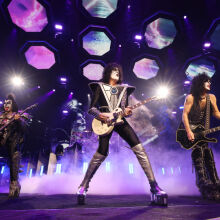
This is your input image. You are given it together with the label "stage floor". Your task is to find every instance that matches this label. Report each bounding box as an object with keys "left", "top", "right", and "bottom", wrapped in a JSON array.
[{"left": 0, "top": 194, "right": 220, "bottom": 220}]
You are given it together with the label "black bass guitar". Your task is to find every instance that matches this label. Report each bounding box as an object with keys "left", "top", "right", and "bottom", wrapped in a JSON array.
[
  {"left": 0, "top": 103, "right": 38, "bottom": 133},
  {"left": 176, "top": 124, "right": 220, "bottom": 150}
]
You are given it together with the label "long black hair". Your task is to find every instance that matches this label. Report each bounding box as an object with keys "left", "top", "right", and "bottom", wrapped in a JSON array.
[
  {"left": 102, "top": 63, "right": 123, "bottom": 84},
  {"left": 5, "top": 94, "right": 18, "bottom": 112},
  {"left": 190, "top": 73, "right": 211, "bottom": 104}
]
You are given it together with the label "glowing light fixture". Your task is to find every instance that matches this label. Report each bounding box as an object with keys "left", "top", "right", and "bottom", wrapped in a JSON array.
[
  {"left": 156, "top": 86, "right": 169, "bottom": 99},
  {"left": 56, "top": 164, "right": 62, "bottom": 174},
  {"left": 203, "top": 42, "right": 211, "bottom": 48},
  {"left": 11, "top": 76, "right": 24, "bottom": 87},
  {"left": 62, "top": 110, "right": 69, "bottom": 114},
  {"left": 40, "top": 166, "right": 44, "bottom": 176},
  {"left": 1, "top": 166, "right": 5, "bottom": 174},
  {"left": 55, "top": 24, "right": 63, "bottom": 30},
  {"left": 106, "top": 162, "right": 110, "bottom": 172},
  {"left": 135, "top": 35, "right": 142, "bottom": 40},
  {"left": 83, "top": 162, "right": 88, "bottom": 173},
  {"left": 129, "top": 163, "right": 134, "bottom": 174},
  {"left": 29, "top": 168, "right": 33, "bottom": 178}
]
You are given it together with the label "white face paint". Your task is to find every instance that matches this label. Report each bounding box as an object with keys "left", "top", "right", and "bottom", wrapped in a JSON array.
[
  {"left": 204, "top": 80, "right": 211, "bottom": 91},
  {"left": 110, "top": 69, "right": 119, "bottom": 82},
  {"left": 4, "top": 100, "right": 12, "bottom": 112}
]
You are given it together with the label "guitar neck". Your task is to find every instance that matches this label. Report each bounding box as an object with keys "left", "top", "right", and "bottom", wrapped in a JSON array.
[
  {"left": 0, "top": 104, "right": 36, "bottom": 131},
  {"left": 204, "top": 126, "right": 220, "bottom": 135},
  {"left": 130, "top": 98, "right": 153, "bottom": 110}
]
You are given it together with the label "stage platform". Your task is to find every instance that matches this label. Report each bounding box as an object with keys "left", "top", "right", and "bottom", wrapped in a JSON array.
[{"left": 0, "top": 194, "right": 220, "bottom": 220}]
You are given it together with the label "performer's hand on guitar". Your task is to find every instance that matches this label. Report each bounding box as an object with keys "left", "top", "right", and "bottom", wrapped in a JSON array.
[
  {"left": 98, "top": 113, "right": 112, "bottom": 123},
  {"left": 187, "top": 130, "right": 195, "bottom": 142},
  {"left": 14, "top": 114, "right": 20, "bottom": 120},
  {"left": 124, "top": 107, "right": 132, "bottom": 117}
]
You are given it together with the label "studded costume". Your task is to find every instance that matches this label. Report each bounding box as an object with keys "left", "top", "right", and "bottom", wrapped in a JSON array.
[
  {"left": 189, "top": 94, "right": 220, "bottom": 200},
  {"left": 77, "top": 82, "right": 168, "bottom": 205},
  {"left": 0, "top": 95, "right": 25, "bottom": 198}
]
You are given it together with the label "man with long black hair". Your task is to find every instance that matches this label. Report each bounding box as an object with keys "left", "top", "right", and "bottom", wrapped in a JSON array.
[
  {"left": 182, "top": 73, "right": 220, "bottom": 200},
  {"left": 0, "top": 94, "right": 24, "bottom": 198},
  {"left": 77, "top": 63, "right": 167, "bottom": 205}
]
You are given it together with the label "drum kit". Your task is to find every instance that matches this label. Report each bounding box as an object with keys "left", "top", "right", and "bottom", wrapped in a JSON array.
[{"left": 66, "top": 129, "right": 98, "bottom": 152}]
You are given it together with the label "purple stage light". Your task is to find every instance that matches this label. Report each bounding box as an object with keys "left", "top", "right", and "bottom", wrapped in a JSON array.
[
  {"left": 203, "top": 42, "right": 211, "bottom": 48},
  {"left": 172, "top": 111, "right": 177, "bottom": 114},
  {"left": 60, "top": 77, "right": 67, "bottom": 84},
  {"left": 128, "top": 5, "right": 131, "bottom": 9},
  {"left": 68, "top": 92, "right": 73, "bottom": 99},
  {"left": 0, "top": 101, "right": 3, "bottom": 105},
  {"left": 55, "top": 24, "right": 63, "bottom": 30},
  {"left": 184, "top": 80, "right": 191, "bottom": 85},
  {"left": 62, "top": 110, "right": 68, "bottom": 114},
  {"left": 135, "top": 35, "right": 142, "bottom": 40},
  {"left": 53, "top": 89, "right": 56, "bottom": 92},
  {"left": 38, "top": 85, "right": 40, "bottom": 89},
  {"left": 183, "top": 15, "right": 187, "bottom": 19},
  {"left": 118, "top": 44, "right": 122, "bottom": 47}
]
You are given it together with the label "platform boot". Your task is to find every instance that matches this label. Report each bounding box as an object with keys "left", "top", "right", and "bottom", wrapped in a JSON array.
[
  {"left": 9, "top": 151, "right": 21, "bottom": 198},
  {"left": 132, "top": 144, "right": 168, "bottom": 206},
  {"left": 204, "top": 147, "right": 220, "bottom": 200},
  {"left": 191, "top": 147, "right": 216, "bottom": 200},
  {"left": 77, "top": 151, "right": 106, "bottom": 205}
]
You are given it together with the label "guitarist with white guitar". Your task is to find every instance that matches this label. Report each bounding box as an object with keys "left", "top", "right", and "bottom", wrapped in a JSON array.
[
  {"left": 77, "top": 63, "right": 168, "bottom": 206},
  {"left": 181, "top": 73, "right": 220, "bottom": 200}
]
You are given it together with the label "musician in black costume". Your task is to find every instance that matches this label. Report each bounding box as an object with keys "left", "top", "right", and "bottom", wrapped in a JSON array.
[
  {"left": 182, "top": 73, "right": 220, "bottom": 200},
  {"left": 77, "top": 63, "right": 167, "bottom": 205},
  {"left": 0, "top": 94, "right": 25, "bottom": 198}
]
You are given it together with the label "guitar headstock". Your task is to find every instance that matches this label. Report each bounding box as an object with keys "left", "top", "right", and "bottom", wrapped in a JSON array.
[
  {"left": 26, "top": 103, "right": 38, "bottom": 111},
  {"left": 149, "top": 96, "right": 164, "bottom": 101}
]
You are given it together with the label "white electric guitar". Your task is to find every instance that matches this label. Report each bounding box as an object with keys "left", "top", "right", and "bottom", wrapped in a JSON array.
[{"left": 92, "top": 96, "right": 160, "bottom": 136}]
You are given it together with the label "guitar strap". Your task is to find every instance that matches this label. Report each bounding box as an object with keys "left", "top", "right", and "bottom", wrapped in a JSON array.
[
  {"left": 205, "top": 94, "right": 210, "bottom": 130},
  {"left": 116, "top": 86, "right": 127, "bottom": 109}
]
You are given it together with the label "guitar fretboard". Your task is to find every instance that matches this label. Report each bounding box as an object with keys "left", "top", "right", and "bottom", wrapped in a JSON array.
[
  {"left": 131, "top": 98, "right": 153, "bottom": 110},
  {"left": 204, "top": 126, "right": 220, "bottom": 135}
]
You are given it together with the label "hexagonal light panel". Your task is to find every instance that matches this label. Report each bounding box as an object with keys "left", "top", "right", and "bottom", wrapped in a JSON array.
[
  {"left": 83, "top": 63, "right": 104, "bottom": 80},
  {"left": 144, "top": 17, "right": 177, "bottom": 49},
  {"left": 82, "top": 0, "right": 118, "bottom": 18},
  {"left": 185, "top": 58, "right": 216, "bottom": 80},
  {"left": 133, "top": 58, "right": 160, "bottom": 80},
  {"left": 82, "top": 30, "right": 112, "bottom": 56},
  {"left": 25, "top": 45, "right": 56, "bottom": 69},
  {"left": 7, "top": 0, "right": 48, "bottom": 32}
]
